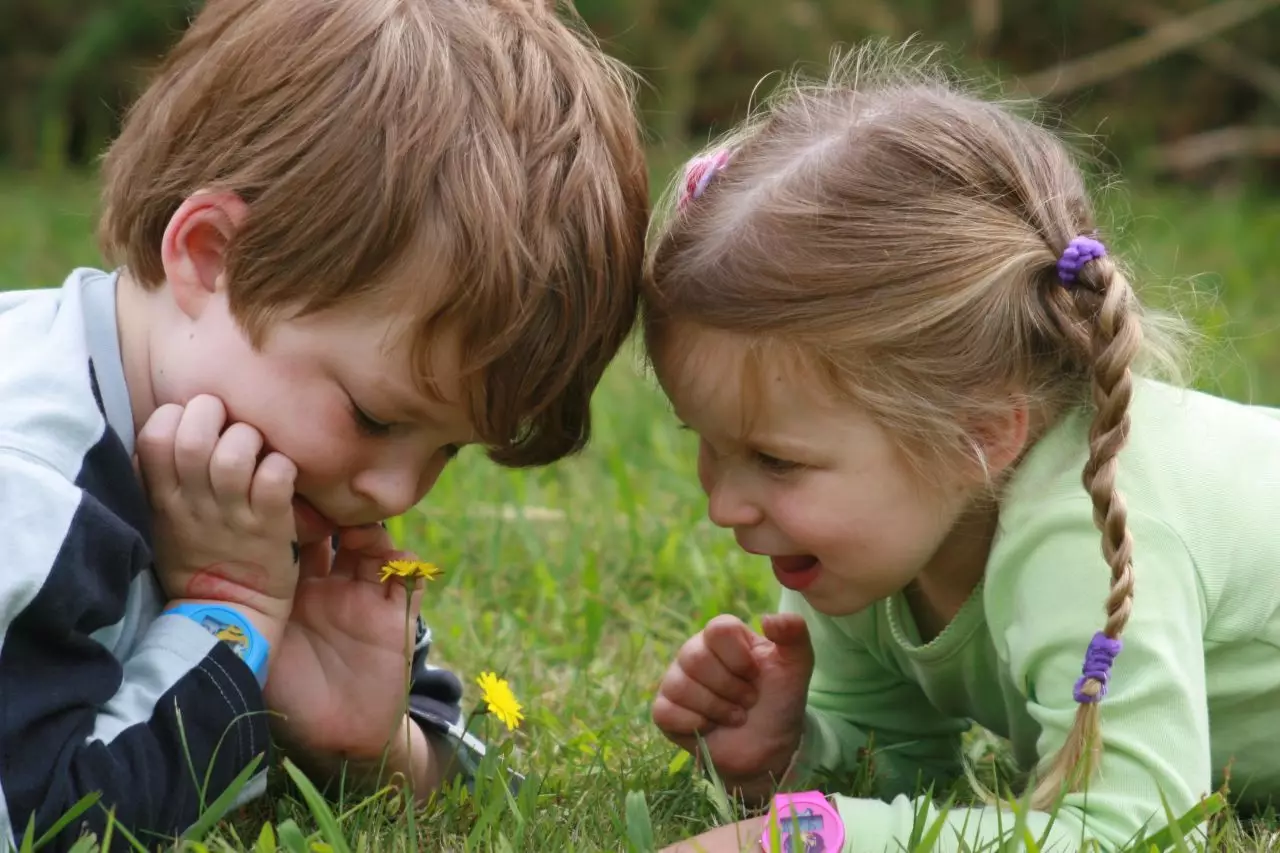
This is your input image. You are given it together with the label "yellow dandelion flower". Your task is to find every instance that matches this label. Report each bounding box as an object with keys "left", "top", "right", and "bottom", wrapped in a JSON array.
[
  {"left": 476, "top": 671, "right": 524, "bottom": 731},
  {"left": 378, "top": 559, "right": 443, "bottom": 584}
]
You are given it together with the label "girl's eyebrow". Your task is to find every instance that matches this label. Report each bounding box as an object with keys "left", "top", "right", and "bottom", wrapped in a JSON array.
[{"left": 744, "top": 430, "right": 822, "bottom": 457}]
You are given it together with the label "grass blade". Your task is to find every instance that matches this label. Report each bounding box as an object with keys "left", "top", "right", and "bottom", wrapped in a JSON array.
[
  {"left": 180, "top": 753, "right": 265, "bottom": 844},
  {"left": 275, "top": 820, "right": 309, "bottom": 853},
  {"left": 1145, "top": 791, "right": 1225, "bottom": 853},
  {"left": 624, "top": 790, "right": 655, "bottom": 853},
  {"left": 19, "top": 812, "right": 36, "bottom": 853},
  {"left": 910, "top": 797, "right": 955, "bottom": 853},
  {"left": 96, "top": 808, "right": 148, "bottom": 853},
  {"left": 254, "top": 822, "right": 278, "bottom": 853},
  {"left": 281, "top": 759, "right": 353, "bottom": 853},
  {"left": 28, "top": 792, "right": 101, "bottom": 852}
]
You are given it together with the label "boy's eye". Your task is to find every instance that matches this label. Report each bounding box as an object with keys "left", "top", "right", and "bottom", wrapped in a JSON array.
[
  {"left": 753, "top": 450, "right": 801, "bottom": 474},
  {"left": 350, "top": 400, "right": 393, "bottom": 437}
]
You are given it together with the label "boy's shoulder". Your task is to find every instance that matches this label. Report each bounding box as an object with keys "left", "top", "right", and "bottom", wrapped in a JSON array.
[{"left": 0, "top": 268, "right": 116, "bottom": 479}]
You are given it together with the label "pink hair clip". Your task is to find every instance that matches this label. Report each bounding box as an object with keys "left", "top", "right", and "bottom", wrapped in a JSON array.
[{"left": 677, "top": 149, "right": 731, "bottom": 211}]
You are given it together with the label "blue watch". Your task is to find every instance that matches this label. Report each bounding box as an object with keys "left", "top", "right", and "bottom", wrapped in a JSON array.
[{"left": 167, "top": 602, "right": 270, "bottom": 686}]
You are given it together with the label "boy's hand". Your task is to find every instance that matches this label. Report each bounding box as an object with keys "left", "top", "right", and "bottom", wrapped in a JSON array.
[
  {"left": 652, "top": 613, "right": 814, "bottom": 802},
  {"left": 264, "top": 525, "right": 431, "bottom": 786},
  {"left": 136, "top": 395, "right": 299, "bottom": 632}
]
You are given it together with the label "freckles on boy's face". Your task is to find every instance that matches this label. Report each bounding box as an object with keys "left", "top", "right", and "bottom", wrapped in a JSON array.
[{"left": 155, "top": 294, "right": 474, "bottom": 543}]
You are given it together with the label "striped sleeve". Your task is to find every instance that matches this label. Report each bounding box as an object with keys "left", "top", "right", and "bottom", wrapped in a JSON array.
[{"left": 0, "top": 448, "right": 272, "bottom": 851}]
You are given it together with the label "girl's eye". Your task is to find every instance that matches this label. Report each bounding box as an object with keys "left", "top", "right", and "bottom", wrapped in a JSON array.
[
  {"left": 350, "top": 401, "right": 393, "bottom": 437},
  {"left": 754, "top": 450, "right": 801, "bottom": 474}
]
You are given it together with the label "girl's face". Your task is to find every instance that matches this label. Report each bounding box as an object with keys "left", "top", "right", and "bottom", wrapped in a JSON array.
[{"left": 655, "top": 325, "right": 993, "bottom": 618}]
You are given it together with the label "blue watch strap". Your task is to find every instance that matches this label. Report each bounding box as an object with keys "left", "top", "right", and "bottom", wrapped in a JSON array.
[{"left": 166, "top": 603, "right": 270, "bottom": 687}]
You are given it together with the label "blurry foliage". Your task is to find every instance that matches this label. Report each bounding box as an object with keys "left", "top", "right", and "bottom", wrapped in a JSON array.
[
  {"left": 0, "top": 0, "right": 198, "bottom": 170},
  {"left": 1, "top": 0, "right": 1278, "bottom": 184}
]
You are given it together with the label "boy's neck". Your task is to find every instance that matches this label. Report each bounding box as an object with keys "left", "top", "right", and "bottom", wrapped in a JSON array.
[{"left": 114, "top": 269, "right": 160, "bottom": 443}]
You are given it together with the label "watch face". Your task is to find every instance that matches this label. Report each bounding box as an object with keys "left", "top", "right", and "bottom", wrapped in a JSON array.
[
  {"left": 199, "top": 615, "right": 250, "bottom": 658},
  {"left": 765, "top": 796, "right": 845, "bottom": 852}
]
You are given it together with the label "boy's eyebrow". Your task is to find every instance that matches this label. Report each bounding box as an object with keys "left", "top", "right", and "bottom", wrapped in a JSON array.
[
  {"left": 388, "top": 389, "right": 443, "bottom": 426},
  {"left": 381, "top": 377, "right": 470, "bottom": 429}
]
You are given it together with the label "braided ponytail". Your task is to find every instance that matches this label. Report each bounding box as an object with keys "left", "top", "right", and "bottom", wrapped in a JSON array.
[{"left": 1031, "top": 246, "right": 1143, "bottom": 808}]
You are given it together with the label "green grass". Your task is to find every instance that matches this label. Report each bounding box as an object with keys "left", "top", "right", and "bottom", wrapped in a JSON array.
[{"left": 2, "top": 167, "right": 1279, "bottom": 851}]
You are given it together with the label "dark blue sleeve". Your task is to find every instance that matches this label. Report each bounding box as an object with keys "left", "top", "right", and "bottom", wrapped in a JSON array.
[{"left": 0, "top": 451, "right": 271, "bottom": 851}]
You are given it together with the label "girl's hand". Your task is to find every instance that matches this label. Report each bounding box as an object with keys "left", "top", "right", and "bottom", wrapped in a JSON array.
[
  {"left": 652, "top": 612, "right": 815, "bottom": 802},
  {"left": 660, "top": 819, "right": 762, "bottom": 853}
]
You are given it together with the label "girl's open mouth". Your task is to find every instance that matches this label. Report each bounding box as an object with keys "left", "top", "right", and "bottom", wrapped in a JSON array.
[{"left": 770, "top": 554, "right": 821, "bottom": 591}]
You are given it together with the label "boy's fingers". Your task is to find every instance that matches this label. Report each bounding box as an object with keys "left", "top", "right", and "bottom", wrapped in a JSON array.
[
  {"left": 298, "top": 540, "right": 333, "bottom": 579},
  {"left": 329, "top": 539, "right": 401, "bottom": 584},
  {"left": 172, "top": 395, "right": 226, "bottom": 494},
  {"left": 209, "top": 422, "right": 263, "bottom": 516},
  {"left": 249, "top": 451, "right": 297, "bottom": 519},
  {"left": 335, "top": 523, "right": 393, "bottom": 554},
  {"left": 135, "top": 403, "right": 184, "bottom": 497}
]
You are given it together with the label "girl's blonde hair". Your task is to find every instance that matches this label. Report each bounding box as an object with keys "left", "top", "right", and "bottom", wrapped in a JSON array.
[{"left": 642, "top": 40, "right": 1190, "bottom": 807}]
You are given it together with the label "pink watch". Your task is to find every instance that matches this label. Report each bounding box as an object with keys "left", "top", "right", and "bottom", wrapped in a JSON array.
[{"left": 759, "top": 791, "right": 845, "bottom": 852}]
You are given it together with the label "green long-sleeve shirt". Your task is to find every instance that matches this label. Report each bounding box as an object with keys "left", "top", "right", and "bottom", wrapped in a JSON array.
[{"left": 784, "top": 379, "right": 1280, "bottom": 852}]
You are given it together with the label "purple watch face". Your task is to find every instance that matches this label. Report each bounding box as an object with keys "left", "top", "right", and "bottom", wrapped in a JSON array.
[{"left": 763, "top": 795, "right": 845, "bottom": 852}]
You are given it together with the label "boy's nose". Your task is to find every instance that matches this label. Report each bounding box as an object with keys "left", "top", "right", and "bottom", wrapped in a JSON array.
[
  {"left": 351, "top": 446, "right": 452, "bottom": 518},
  {"left": 352, "top": 465, "right": 434, "bottom": 519}
]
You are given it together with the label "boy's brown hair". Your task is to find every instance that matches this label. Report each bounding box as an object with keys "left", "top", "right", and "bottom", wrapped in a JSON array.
[{"left": 100, "top": 0, "right": 649, "bottom": 467}]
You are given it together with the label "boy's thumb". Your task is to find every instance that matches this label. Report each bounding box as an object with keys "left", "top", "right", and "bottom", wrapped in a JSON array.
[{"left": 760, "top": 612, "right": 814, "bottom": 671}]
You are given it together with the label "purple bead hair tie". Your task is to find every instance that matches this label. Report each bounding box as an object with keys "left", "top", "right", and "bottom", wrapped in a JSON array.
[
  {"left": 1073, "top": 631, "right": 1123, "bottom": 703},
  {"left": 1057, "top": 235, "right": 1107, "bottom": 285}
]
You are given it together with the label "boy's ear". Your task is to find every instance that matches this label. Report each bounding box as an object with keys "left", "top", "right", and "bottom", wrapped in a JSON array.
[
  {"left": 160, "top": 191, "right": 250, "bottom": 321},
  {"left": 968, "top": 397, "right": 1030, "bottom": 484}
]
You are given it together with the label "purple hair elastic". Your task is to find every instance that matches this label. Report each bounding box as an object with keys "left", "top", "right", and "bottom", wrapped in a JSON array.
[
  {"left": 1057, "top": 235, "right": 1107, "bottom": 285},
  {"left": 1073, "top": 631, "right": 1123, "bottom": 703},
  {"left": 678, "top": 149, "right": 731, "bottom": 211}
]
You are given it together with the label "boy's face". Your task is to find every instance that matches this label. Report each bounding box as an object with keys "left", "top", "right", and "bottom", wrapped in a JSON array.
[{"left": 147, "top": 287, "right": 474, "bottom": 546}]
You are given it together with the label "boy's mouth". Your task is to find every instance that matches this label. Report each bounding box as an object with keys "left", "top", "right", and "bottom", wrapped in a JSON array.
[{"left": 769, "top": 554, "right": 821, "bottom": 591}]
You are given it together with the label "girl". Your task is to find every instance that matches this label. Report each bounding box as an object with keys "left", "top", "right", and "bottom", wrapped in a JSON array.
[{"left": 646, "top": 42, "right": 1280, "bottom": 853}]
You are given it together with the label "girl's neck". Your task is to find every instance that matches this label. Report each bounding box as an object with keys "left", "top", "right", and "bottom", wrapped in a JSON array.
[{"left": 906, "top": 498, "right": 1000, "bottom": 642}]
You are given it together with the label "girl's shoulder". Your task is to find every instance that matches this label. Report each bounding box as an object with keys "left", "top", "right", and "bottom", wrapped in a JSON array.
[
  {"left": 1006, "top": 378, "right": 1280, "bottom": 515},
  {"left": 991, "top": 378, "right": 1280, "bottom": 635}
]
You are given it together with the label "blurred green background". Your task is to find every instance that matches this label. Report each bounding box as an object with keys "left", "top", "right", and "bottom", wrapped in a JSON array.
[
  {"left": 0, "top": 4, "right": 1278, "bottom": 847},
  {"left": 5, "top": 0, "right": 1280, "bottom": 178},
  {"left": 2, "top": 0, "right": 1278, "bottom": 401}
]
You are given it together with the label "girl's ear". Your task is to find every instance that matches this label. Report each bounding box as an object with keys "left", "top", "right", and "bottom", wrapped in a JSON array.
[{"left": 968, "top": 397, "right": 1030, "bottom": 485}]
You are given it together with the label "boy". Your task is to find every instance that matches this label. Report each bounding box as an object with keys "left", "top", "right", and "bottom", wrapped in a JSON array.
[{"left": 0, "top": 0, "right": 648, "bottom": 847}]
